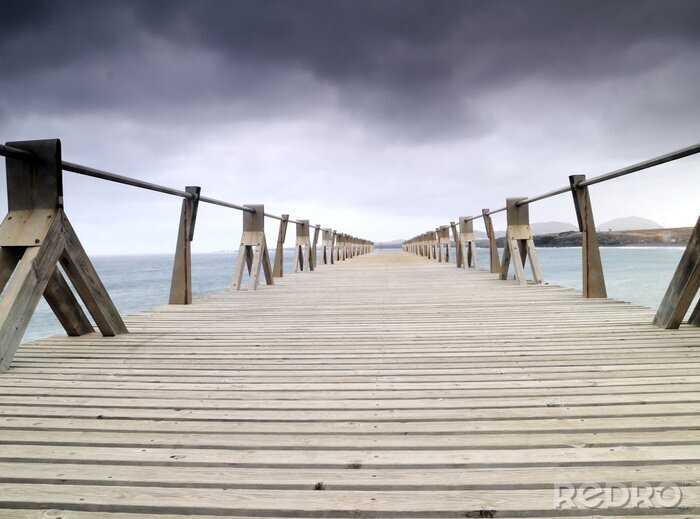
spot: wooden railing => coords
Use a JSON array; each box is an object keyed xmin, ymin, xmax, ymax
[
  {"xmin": 403, "ymin": 143, "xmax": 700, "ymax": 330},
  {"xmin": 0, "ymin": 139, "xmax": 373, "ymax": 371}
]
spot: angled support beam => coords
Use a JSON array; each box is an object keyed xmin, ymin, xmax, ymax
[
  {"xmin": 0, "ymin": 139, "xmax": 127, "ymax": 372},
  {"xmin": 653, "ymin": 215, "xmax": 700, "ymax": 329},
  {"xmin": 499, "ymin": 198, "xmax": 544, "ymax": 286},
  {"xmin": 569, "ymin": 175, "xmax": 606, "ymax": 298},
  {"xmin": 482, "ymin": 209, "xmax": 500, "ymax": 274},
  {"xmin": 169, "ymin": 186, "xmax": 201, "ymax": 304},
  {"xmin": 459, "ymin": 216, "xmax": 479, "ymax": 270},
  {"xmin": 231, "ymin": 204, "xmax": 273, "ymax": 291},
  {"xmin": 272, "ymin": 214, "xmax": 289, "ymax": 277},
  {"xmin": 293, "ymin": 219, "xmax": 312, "ymax": 272},
  {"xmin": 43, "ymin": 266, "xmax": 94, "ymax": 336}
]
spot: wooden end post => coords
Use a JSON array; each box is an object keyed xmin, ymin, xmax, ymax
[
  {"xmin": 482, "ymin": 209, "xmax": 500, "ymax": 274},
  {"xmin": 169, "ymin": 186, "xmax": 201, "ymax": 304},
  {"xmin": 293, "ymin": 220, "xmax": 312, "ymax": 272},
  {"xmin": 0, "ymin": 139, "xmax": 127, "ymax": 372},
  {"xmin": 653, "ymin": 215, "xmax": 700, "ymax": 329},
  {"xmin": 499, "ymin": 198, "xmax": 544, "ymax": 286},
  {"xmin": 231, "ymin": 204, "xmax": 273, "ymax": 291},
  {"xmin": 569, "ymin": 175, "xmax": 607, "ymax": 298},
  {"xmin": 272, "ymin": 214, "xmax": 289, "ymax": 277},
  {"xmin": 459, "ymin": 216, "xmax": 479, "ymax": 270}
]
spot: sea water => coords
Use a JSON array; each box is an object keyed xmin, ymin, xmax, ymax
[{"xmin": 19, "ymin": 246, "xmax": 692, "ymax": 343}]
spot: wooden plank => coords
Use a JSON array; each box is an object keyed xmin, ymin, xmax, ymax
[{"xmin": 0, "ymin": 250, "xmax": 698, "ymax": 517}]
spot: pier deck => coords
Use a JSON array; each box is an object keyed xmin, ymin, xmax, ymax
[{"xmin": 0, "ymin": 250, "xmax": 699, "ymax": 517}]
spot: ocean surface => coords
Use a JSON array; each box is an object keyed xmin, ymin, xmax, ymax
[{"xmin": 20, "ymin": 246, "xmax": 693, "ymax": 343}]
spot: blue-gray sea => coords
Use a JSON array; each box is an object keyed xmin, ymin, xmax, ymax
[{"xmin": 22, "ymin": 246, "xmax": 692, "ymax": 343}]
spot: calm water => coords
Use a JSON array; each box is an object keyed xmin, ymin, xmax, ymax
[{"xmin": 20, "ymin": 246, "xmax": 692, "ymax": 343}]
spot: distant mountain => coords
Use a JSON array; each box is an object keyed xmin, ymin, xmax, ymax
[{"xmin": 597, "ymin": 216, "xmax": 662, "ymax": 232}]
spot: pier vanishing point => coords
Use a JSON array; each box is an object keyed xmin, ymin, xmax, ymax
[{"xmin": 0, "ymin": 139, "xmax": 698, "ymax": 517}]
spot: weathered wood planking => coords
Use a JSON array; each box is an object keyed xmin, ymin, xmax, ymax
[{"xmin": 1, "ymin": 250, "xmax": 699, "ymax": 518}]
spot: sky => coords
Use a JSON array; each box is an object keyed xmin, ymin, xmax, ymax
[{"xmin": 1, "ymin": 0, "xmax": 698, "ymax": 254}]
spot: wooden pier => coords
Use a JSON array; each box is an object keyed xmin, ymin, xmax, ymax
[{"xmin": 1, "ymin": 250, "xmax": 699, "ymax": 518}]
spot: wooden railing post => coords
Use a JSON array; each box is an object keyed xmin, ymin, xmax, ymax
[
  {"xmin": 499, "ymin": 198, "xmax": 544, "ymax": 286},
  {"xmin": 272, "ymin": 214, "xmax": 289, "ymax": 277},
  {"xmin": 459, "ymin": 216, "xmax": 479, "ymax": 270},
  {"xmin": 450, "ymin": 222, "xmax": 462, "ymax": 267},
  {"xmin": 322, "ymin": 228, "xmax": 334, "ymax": 264},
  {"xmin": 232, "ymin": 204, "xmax": 273, "ymax": 291},
  {"xmin": 482, "ymin": 209, "xmax": 500, "ymax": 274},
  {"xmin": 569, "ymin": 175, "xmax": 607, "ymax": 298},
  {"xmin": 0, "ymin": 139, "xmax": 127, "ymax": 372},
  {"xmin": 293, "ymin": 219, "xmax": 312, "ymax": 272},
  {"xmin": 310, "ymin": 224, "xmax": 320, "ymax": 270},
  {"xmin": 653, "ymin": 215, "xmax": 700, "ymax": 329},
  {"xmin": 169, "ymin": 186, "xmax": 201, "ymax": 304},
  {"xmin": 435, "ymin": 228, "xmax": 442, "ymax": 262},
  {"xmin": 438, "ymin": 226, "xmax": 450, "ymax": 262}
]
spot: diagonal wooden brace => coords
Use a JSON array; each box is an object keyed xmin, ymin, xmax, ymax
[{"xmin": 653, "ymin": 215, "xmax": 700, "ymax": 329}]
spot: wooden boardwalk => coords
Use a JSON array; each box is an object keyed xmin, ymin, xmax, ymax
[{"xmin": 0, "ymin": 250, "xmax": 699, "ymax": 518}]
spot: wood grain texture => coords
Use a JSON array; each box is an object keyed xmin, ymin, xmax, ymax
[{"xmin": 1, "ymin": 250, "xmax": 699, "ymax": 517}]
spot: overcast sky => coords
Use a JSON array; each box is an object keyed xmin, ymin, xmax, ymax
[{"xmin": 1, "ymin": 0, "xmax": 698, "ymax": 254}]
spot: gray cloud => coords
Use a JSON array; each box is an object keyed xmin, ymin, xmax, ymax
[{"xmin": 2, "ymin": 0, "xmax": 699, "ymax": 140}]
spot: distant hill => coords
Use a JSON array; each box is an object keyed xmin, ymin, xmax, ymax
[
  {"xmin": 597, "ymin": 216, "xmax": 662, "ymax": 232},
  {"xmin": 477, "ymin": 227, "xmax": 692, "ymax": 248}
]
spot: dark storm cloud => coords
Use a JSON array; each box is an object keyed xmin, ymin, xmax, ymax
[{"xmin": 1, "ymin": 0, "xmax": 699, "ymax": 139}]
